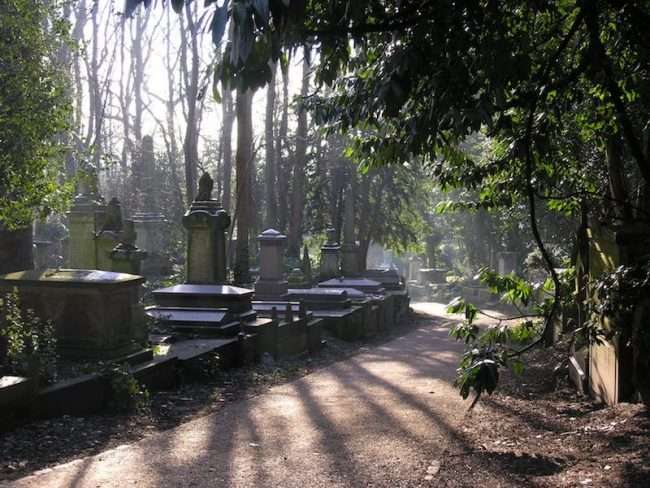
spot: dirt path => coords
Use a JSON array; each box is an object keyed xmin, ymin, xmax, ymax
[
  {"xmin": 5, "ymin": 303, "xmax": 649, "ymax": 487},
  {"xmin": 5, "ymin": 303, "xmax": 477, "ymax": 487}
]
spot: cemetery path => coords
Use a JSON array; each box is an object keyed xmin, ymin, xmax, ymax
[{"xmin": 2, "ymin": 304, "xmax": 535, "ymax": 488}]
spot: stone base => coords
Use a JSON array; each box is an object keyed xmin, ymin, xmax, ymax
[
  {"xmin": 254, "ymin": 279, "xmax": 289, "ymax": 301},
  {"xmin": 318, "ymin": 277, "xmax": 385, "ymax": 295},
  {"xmin": 0, "ymin": 269, "xmax": 146, "ymax": 360},
  {"xmin": 153, "ymin": 284, "xmax": 254, "ymax": 313}
]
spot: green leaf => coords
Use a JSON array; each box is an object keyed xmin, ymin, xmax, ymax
[{"xmin": 446, "ymin": 296, "xmax": 465, "ymax": 314}]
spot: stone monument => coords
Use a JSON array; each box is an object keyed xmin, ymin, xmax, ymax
[
  {"xmin": 254, "ymin": 228, "xmax": 288, "ymax": 300},
  {"xmin": 0, "ymin": 269, "xmax": 146, "ymax": 359},
  {"xmin": 302, "ymin": 244, "xmax": 313, "ymax": 285},
  {"xmin": 95, "ymin": 197, "xmax": 124, "ymax": 271},
  {"xmin": 341, "ymin": 186, "xmax": 361, "ymax": 276},
  {"xmin": 320, "ymin": 227, "xmax": 341, "ymax": 280},
  {"xmin": 131, "ymin": 135, "xmax": 170, "ymax": 276},
  {"xmin": 183, "ymin": 172, "xmax": 231, "ymax": 284},
  {"xmin": 66, "ymin": 163, "xmax": 106, "ymax": 269},
  {"xmin": 110, "ymin": 220, "xmax": 148, "ymax": 275},
  {"xmin": 497, "ymin": 251, "xmax": 518, "ymax": 275}
]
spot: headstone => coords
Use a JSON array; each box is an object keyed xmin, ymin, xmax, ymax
[
  {"xmin": 341, "ymin": 186, "xmax": 361, "ymax": 275},
  {"xmin": 95, "ymin": 197, "xmax": 124, "ymax": 271},
  {"xmin": 131, "ymin": 136, "xmax": 170, "ymax": 276},
  {"xmin": 408, "ymin": 255, "xmax": 424, "ymax": 282},
  {"xmin": 110, "ymin": 220, "xmax": 148, "ymax": 275},
  {"xmin": 302, "ymin": 244, "xmax": 313, "ymax": 284},
  {"xmin": 497, "ymin": 251, "xmax": 518, "ymax": 275},
  {"xmin": 66, "ymin": 164, "xmax": 105, "ymax": 269},
  {"xmin": 33, "ymin": 217, "xmax": 67, "ymax": 268},
  {"xmin": 366, "ymin": 242, "xmax": 385, "ymax": 269},
  {"xmin": 425, "ymin": 233, "xmax": 442, "ymax": 268},
  {"xmin": 254, "ymin": 228, "xmax": 288, "ymax": 300},
  {"xmin": 0, "ymin": 269, "xmax": 146, "ymax": 359},
  {"xmin": 183, "ymin": 172, "xmax": 230, "ymax": 284},
  {"xmin": 586, "ymin": 223, "xmax": 650, "ymax": 405},
  {"xmin": 320, "ymin": 227, "xmax": 341, "ymax": 280},
  {"xmin": 319, "ymin": 277, "xmax": 385, "ymax": 295}
]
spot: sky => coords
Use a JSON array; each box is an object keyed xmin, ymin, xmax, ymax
[{"xmin": 78, "ymin": 0, "xmax": 307, "ymax": 167}]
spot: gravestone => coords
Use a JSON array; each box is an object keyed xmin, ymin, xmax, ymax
[
  {"xmin": 320, "ymin": 227, "xmax": 341, "ymax": 280},
  {"xmin": 366, "ymin": 242, "xmax": 385, "ymax": 269},
  {"xmin": 254, "ymin": 228, "xmax": 288, "ymax": 300},
  {"xmin": 66, "ymin": 164, "xmax": 106, "ymax": 269},
  {"xmin": 0, "ymin": 269, "xmax": 146, "ymax": 359},
  {"xmin": 302, "ymin": 244, "xmax": 313, "ymax": 285},
  {"xmin": 341, "ymin": 186, "xmax": 361, "ymax": 275},
  {"xmin": 131, "ymin": 135, "xmax": 170, "ymax": 276},
  {"xmin": 148, "ymin": 173, "xmax": 271, "ymax": 348},
  {"xmin": 110, "ymin": 220, "xmax": 148, "ymax": 275},
  {"xmin": 497, "ymin": 251, "xmax": 518, "ymax": 275},
  {"xmin": 95, "ymin": 197, "xmax": 124, "ymax": 271},
  {"xmin": 183, "ymin": 173, "xmax": 230, "ymax": 284},
  {"xmin": 586, "ymin": 223, "xmax": 650, "ymax": 405},
  {"xmin": 285, "ymin": 288, "xmax": 367, "ymax": 341}
]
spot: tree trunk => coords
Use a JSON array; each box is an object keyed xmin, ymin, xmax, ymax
[
  {"xmin": 264, "ymin": 63, "xmax": 278, "ymax": 229},
  {"xmin": 606, "ymin": 136, "xmax": 633, "ymax": 223},
  {"xmin": 287, "ymin": 54, "xmax": 310, "ymax": 256},
  {"xmin": 180, "ymin": 3, "xmax": 200, "ymax": 203},
  {"xmin": 276, "ymin": 62, "xmax": 290, "ymax": 232},
  {"xmin": 221, "ymin": 84, "xmax": 234, "ymax": 213},
  {"xmin": 234, "ymin": 88, "xmax": 253, "ymax": 284}
]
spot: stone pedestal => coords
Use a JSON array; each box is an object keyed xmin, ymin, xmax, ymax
[
  {"xmin": 0, "ymin": 269, "xmax": 146, "ymax": 359},
  {"xmin": 110, "ymin": 246, "xmax": 148, "ymax": 275},
  {"xmin": 320, "ymin": 228, "xmax": 341, "ymax": 280},
  {"xmin": 133, "ymin": 211, "xmax": 170, "ymax": 276},
  {"xmin": 408, "ymin": 256, "xmax": 424, "ymax": 282},
  {"xmin": 254, "ymin": 229, "xmax": 288, "ymax": 300},
  {"xmin": 341, "ymin": 242, "xmax": 361, "ymax": 276},
  {"xmin": 586, "ymin": 224, "xmax": 650, "ymax": 405},
  {"xmin": 183, "ymin": 200, "xmax": 230, "ymax": 284},
  {"xmin": 66, "ymin": 195, "xmax": 105, "ymax": 269},
  {"xmin": 497, "ymin": 251, "xmax": 518, "ymax": 275},
  {"xmin": 33, "ymin": 240, "xmax": 53, "ymax": 269},
  {"xmin": 95, "ymin": 231, "xmax": 121, "ymax": 270}
]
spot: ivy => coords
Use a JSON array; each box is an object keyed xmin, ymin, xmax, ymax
[{"xmin": 0, "ymin": 290, "xmax": 58, "ymax": 383}]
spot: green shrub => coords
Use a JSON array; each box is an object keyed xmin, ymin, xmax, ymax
[
  {"xmin": 103, "ymin": 364, "xmax": 150, "ymax": 413},
  {"xmin": 0, "ymin": 290, "xmax": 57, "ymax": 383}
]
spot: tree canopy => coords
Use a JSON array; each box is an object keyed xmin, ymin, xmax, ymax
[{"xmin": 0, "ymin": 0, "xmax": 72, "ymax": 229}]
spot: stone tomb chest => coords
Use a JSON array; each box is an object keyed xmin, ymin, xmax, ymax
[{"xmin": 0, "ymin": 269, "xmax": 145, "ymax": 359}]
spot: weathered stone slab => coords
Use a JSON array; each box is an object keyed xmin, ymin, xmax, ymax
[
  {"xmin": 0, "ymin": 269, "xmax": 146, "ymax": 359},
  {"xmin": 362, "ymin": 268, "xmax": 403, "ymax": 290},
  {"xmin": 153, "ymin": 284, "xmax": 254, "ymax": 313},
  {"xmin": 285, "ymin": 288, "xmax": 352, "ymax": 310},
  {"xmin": 318, "ymin": 277, "xmax": 385, "ymax": 295}
]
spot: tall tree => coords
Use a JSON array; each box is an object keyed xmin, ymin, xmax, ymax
[
  {"xmin": 287, "ymin": 52, "xmax": 311, "ymax": 256},
  {"xmin": 264, "ymin": 63, "xmax": 278, "ymax": 229},
  {"xmin": 0, "ymin": 0, "xmax": 71, "ymax": 272},
  {"xmin": 276, "ymin": 62, "xmax": 291, "ymax": 232},
  {"xmin": 179, "ymin": 1, "xmax": 201, "ymax": 202},
  {"xmin": 233, "ymin": 88, "xmax": 254, "ymax": 284}
]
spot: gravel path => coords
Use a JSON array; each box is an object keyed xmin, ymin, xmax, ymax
[
  {"xmin": 8, "ymin": 303, "xmax": 646, "ymax": 487},
  {"xmin": 5, "ymin": 303, "xmax": 474, "ymax": 487}
]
